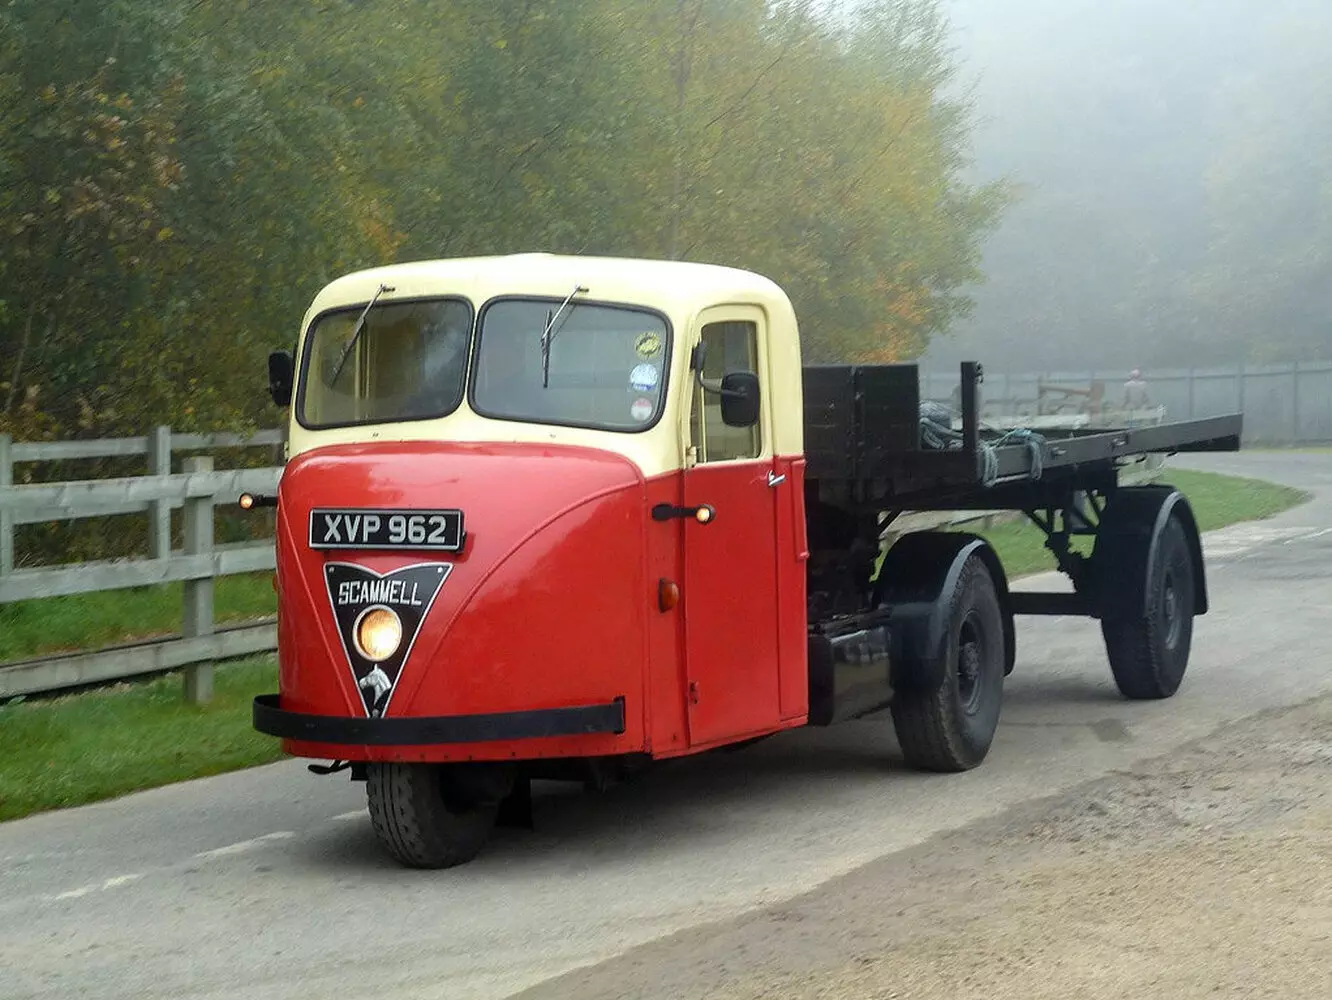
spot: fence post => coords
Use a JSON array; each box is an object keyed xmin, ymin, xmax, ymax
[
  {"xmin": 1292, "ymin": 362, "xmax": 1301, "ymax": 445},
  {"xmin": 182, "ymin": 455, "xmax": 215, "ymax": 705},
  {"xmin": 148, "ymin": 425, "xmax": 172, "ymax": 560},
  {"xmin": 0, "ymin": 433, "xmax": 12, "ymax": 575}
]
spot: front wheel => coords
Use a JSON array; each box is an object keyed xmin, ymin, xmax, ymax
[
  {"xmin": 890, "ymin": 554, "xmax": 1006, "ymax": 772},
  {"xmin": 365, "ymin": 762, "xmax": 507, "ymax": 869},
  {"xmin": 1101, "ymin": 513, "xmax": 1196, "ymax": 699}
]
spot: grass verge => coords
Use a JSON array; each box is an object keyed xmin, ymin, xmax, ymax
[
  {"xmin": 0, "ymin": 572, "xmax": 275, "ymax": 663},
  {"xmin": 0, "ymin": 657, "xmax": 283, "ymax": 823},
  {"xmin": 0, "ymin": 466, "xmax": 1311, "ymax": 824},
  {"xmin": 968, "ymin": 467, "xmax": 1311, "ymax": 579}
]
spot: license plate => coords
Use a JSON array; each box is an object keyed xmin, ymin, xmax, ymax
[{"xmin": 309, "ymin": 508, "xmax": 465, "ymax": 552}]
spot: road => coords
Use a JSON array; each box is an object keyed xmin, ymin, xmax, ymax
[{"xmin": 2, "ymin": 452, "xmax": 1330, "ymax": 1000}]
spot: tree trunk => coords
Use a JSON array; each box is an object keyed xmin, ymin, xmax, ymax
[
  {"xmin": 5, "ymin": 302, "xmax": 38, "ymax": 415},
  {"xmin": 669, "ymin": 0, "xmax": 699, "ymax": 260}
]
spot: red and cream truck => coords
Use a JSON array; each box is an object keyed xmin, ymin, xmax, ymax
[{"xmin": 247, "ymin": 253, "xmax": 1242, "ymax": 868}]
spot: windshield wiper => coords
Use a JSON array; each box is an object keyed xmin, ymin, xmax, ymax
[
  {"xmin": 540, "ymin": 284, "xmax": 588, "ymax": 388},
  {"xmin": 330, "ymin": 283, "xmax": 395, "ymax": 386}
]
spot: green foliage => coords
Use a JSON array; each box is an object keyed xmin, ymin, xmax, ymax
[{"xmin": 0, "ymin": 0, "xmax": 1006, "ymax": 445}]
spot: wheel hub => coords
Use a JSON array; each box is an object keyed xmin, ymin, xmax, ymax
[
  {"xmin": 1162, "ymin": 572, "xmax": 1181, "ymax": 649},
  {"xmin": 957, "ymin": 618, "xmax": 985, "ymax": 713}
]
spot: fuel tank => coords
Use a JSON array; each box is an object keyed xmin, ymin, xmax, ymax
[{"xmin": 269, "ymin": 440, "xmax": 657, "ymax": 762}]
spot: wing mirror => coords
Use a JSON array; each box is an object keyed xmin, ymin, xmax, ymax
[
  {"xmin": 718, "ymin": 371, "xmax": 760, "ymax": 427},
  {"xmin": 268, "ymin": 350, "xmax": 294, "ymax": 408},
  {"xmin": 689, "ymin": 342, "xmax": 761, "ymax": 428}
]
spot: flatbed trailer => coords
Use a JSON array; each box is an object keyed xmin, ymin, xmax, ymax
[
  {"xmin": 798, "ymin": 358, "xmax": 1240, "ymax": 742},
  {"xmin": 804, "ymin": 360, "xmax": 1240, "ymax": 504},
  {"xmin": 248, "ymin": 253, "xmax": 1242, "ymax": 868}
]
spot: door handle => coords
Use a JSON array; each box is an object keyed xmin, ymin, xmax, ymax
[
  {"xmin": 767, "ymin": 471, "xmax": 786, "ymax": 488},
  {"xmin": 652, "ymin": 502, "xmax": 717, "ymax": 524}
]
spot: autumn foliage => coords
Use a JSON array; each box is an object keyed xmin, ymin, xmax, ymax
[{"xmin": 0, "ymin": 0, "xmax": 1009, "ymax": 441}]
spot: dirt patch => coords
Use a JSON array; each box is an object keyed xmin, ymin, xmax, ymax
[{"xmin": 513, "ymin": 696, "xmax": 1332, "ymax": 1000}]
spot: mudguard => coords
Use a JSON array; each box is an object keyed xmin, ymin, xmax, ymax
[
  {"xmin": 871, "ymin": 531, "xmax": 1016, "ymax": 695},
  {"xmin": 1089, "ymin": 485, "xmax": 1208, "ymax": 620}
]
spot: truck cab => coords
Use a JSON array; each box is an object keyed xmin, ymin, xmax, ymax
[{"xmin": 257, "ymin": 254, "xmax": 819, "ymax": 864}]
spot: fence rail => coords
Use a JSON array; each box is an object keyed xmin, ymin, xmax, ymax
[
  {"xmin": 0, "ymin": 622, "xmax": 276, "ymax": 701},
  {"xmin": 1, "ymin": 427, "xmax": 284, "ymax": 702},
  {"xmin": 7, "ymin": 428, "xmax": 283, "ymax": 464}
]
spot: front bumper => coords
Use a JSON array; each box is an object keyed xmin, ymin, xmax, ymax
[{"xmin": 252, "ymin": 694, "xmax": 626, "ymax": 745}]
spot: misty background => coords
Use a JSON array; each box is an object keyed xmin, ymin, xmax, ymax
[{"xmin": 924, "ymin": 0, "xmax": 1332, "ymax": 375}]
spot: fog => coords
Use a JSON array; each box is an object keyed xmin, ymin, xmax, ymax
[{"xmin": 922, "ymin": 0, "xmax": 1332, "ymax": 374}]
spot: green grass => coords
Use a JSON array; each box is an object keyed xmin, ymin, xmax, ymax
[
  {"xmin": 1157, "ymin": 468, "xmax": 1311, "ymax": 530},
  {"xmin": 0, "ymin": 572, "xmax": 275, "ymax": 663},
  {"xmin": 0, "ymin": 657, "xmax": 284, "ymax": 823},
  {"xmin": 965, "ymin": 467, "xmax": 1312, "ymax": 580},
  {"xmin": 0, "ymin": 466, "xmax": 1310, "ymax": 825}
]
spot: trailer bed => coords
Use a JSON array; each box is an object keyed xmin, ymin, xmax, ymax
[{"xmin": 802, "ymin": 361, "xmax": 1243, "ymax": 511}]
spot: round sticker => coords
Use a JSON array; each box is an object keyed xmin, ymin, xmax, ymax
[
  {"xmin": 629, "ymin": 363, "xmax": 659, "ymax": 392},
  {"xmin": 635, "ymin": 332, "xmax": 663, "ymax": 359},
  {"xmin": 630, "ymin": 397, "xmax": 654, "ymax": 422}
]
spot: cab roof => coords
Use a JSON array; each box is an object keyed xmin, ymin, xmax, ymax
[{"xmin": 304, "ymin": 252, "xmax": 796, "ymax": 324}]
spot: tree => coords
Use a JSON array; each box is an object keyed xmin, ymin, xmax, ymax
[{"xmin": 1, "ymin": 0, "xmax": 1007, "ymax": 441}]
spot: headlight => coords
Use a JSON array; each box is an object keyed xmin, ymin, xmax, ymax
[{"xmin": 354, "ymin": 607, "xmax": 403, "ymax": 662}]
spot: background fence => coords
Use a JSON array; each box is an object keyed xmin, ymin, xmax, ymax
[
  {"xmin": 0, "ymin": 429, "xmax": 283, "ymax": 702},
  {"xmin": 921, "ymin": 360, "xmax": 1332, "ymax": 446}
]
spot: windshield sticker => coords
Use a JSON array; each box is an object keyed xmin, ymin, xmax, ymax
[
  {"xmin": 630, "ymin": 397, "xmax": 654, "ymax": 422},
  {"xmin": 629, "ymin": 363, "xmax": 660, "ymax": 393},
  {"xmin": 635, "ymin": 332, "xmax": 663, "ymax": 359}
]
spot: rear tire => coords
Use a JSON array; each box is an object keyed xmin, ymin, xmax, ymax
[
  {"xmin": 891, "ymin": 554, "xmax": 1006, "ymax": 772},
  {"xmin": 1101, "ymin": 513, "xmax": 1195, "ymax": 699},
  {"xmin": 365, "ymin": 762, "xmax": 503, "ymax": 869}
]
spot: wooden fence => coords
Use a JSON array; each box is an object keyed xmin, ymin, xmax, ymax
[{"xmin": 0, "ymin": 429, "xmax": 283, "ymax": 702}]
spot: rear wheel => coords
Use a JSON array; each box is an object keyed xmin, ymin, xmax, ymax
[
  {"xmin": 365, "ymin": 762, "xmax": 508, "ymax": 869},
  {"xmin": 1101, "ymin": 513, "xmax": 1196, "ymax": 699},
  {"xmin": 891, "ymin": 554, "xmax": 1006, "ymax": 772}
]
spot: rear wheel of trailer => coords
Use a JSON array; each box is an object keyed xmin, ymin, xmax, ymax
[{"xmin": 1095, "ymin": 502, "xmax": 1198, "ymax": 700}]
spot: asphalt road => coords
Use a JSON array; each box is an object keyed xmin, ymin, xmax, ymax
[{"xmin": 3, "ymin": 452, "xmax": 1330, "ymax": 1000}]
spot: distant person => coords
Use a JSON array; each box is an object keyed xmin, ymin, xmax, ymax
[{"xmin": 1123, "ymin": 368, "xmax": 1151, "ymax": 408}]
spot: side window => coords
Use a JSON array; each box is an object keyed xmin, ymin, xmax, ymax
[{"xmin": 691, "ymin": 319, "xmax": 762, "ymax": 463}]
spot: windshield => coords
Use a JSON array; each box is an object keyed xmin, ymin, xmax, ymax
[
  {"xmin": 472, "ymin": 299, "xmax": 670, "ymax": 432},
  {"xmin": 297, "ymin": 297, "xmax": 473, "ymax": 428}
]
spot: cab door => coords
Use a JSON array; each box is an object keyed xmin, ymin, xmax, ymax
[{"xmin": 681, "ymin": 307, "xmax": 783, "ymax": 746}]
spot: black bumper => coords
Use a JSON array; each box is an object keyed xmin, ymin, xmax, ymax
[{"xmin": 252, "ymin": 694, "xmax": 626, "ymax": 745}]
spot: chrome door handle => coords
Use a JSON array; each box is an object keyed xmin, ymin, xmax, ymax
[{"xmin": 767, "ymin": 471, "xmax": 786, "ymax": 488}]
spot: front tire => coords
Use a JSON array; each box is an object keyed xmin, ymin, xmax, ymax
[
  {"xmin": 365, "ymin": 762, "xmax": 504, "ymax": 869},
  {"xmin": 891, "ymin": 554, "xmax": 1006, "ymax": 772},
  {"xmin": 1101, "ymin": 513, "xmax": 1196, "ymax": 699}
]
